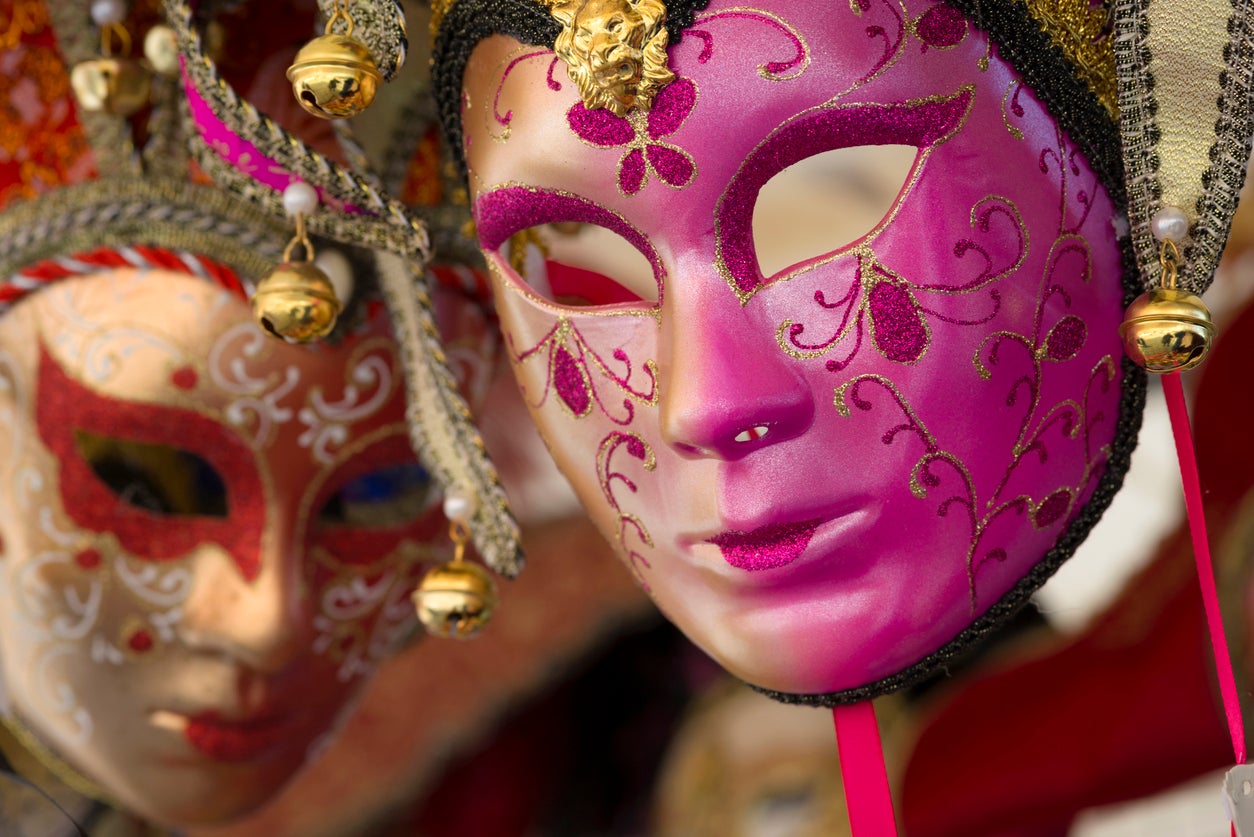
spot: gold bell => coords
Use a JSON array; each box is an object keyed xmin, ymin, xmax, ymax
[
  {"xmin": 286, "ymin": 3, "xmax": 380, "ymax": 120},
  {"xmin": 71, "ymin": 21, "xmax": 151, "ymax": 116},
  {"xmin": 252, "ymin": 183, "xmax": 342, "ymax": 343},
  {"xmin": 412, "ymin": 518, "xmax": 498, "ymax": 639},
  {"xmin": 252, "ymin": 261, "xmax": 341, "ymax": 343},
  {"xmin": 1119, "ymin": 230, "xmax": 1215, "ymax": 373},
  {"xmin": 1119, "ymin": 288, "xmax": 1215, "ymax": 373}
]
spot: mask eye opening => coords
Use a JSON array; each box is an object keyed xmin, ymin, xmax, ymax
[
  {"xmin": 751, "ymin": 144, "xmax": 919, "ymax": 281},
  {"xmin": 74, "ymin": 430, "xmax": 229, "ymax": 517},
  {"xmin": 317, "ymin": 462, "xmax": 436, "ymax": 529},
  {"xmin": 498, "ymin": 221, "xmax": 659, "ymax": 309}
]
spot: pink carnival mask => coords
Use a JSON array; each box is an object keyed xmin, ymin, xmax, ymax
[{"xmin": 460, "ymin": 0, "xmax": 1136, "ymax": 701}]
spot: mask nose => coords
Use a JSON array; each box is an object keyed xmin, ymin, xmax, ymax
[
  {"xmin": 178, "ymin": 534, "xmax": 311, "ymax": 675},
  {"xmin": 659, "ymin": 289, "xmax": 815, "ymax": 461}
]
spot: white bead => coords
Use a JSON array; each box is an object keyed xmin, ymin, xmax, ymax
[
  {"xmin": 282, "ymin": 181, "xmax": 319, "ymax": 217},
  {"xmin": 90, "ymin": 0, "xmax": 127, "ymax": 26},
  {"xmin": 1150, "ymin": 205, "xmax": 1189, "ymax": 243},
  {"xmin": 314, "ymin": 248, "xmax": 354, "ymax": 306},
  {"xmin": 443, "ymin": 488, "xmax": 478, "ymax": 523}
]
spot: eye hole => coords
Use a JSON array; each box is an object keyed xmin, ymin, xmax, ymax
[
  {"xmin": 75, "ymin": 431, "xmax": 228, "ymax": 517},
  {"xmin": 752, "ymin": 145, "xmax": 917, "ymax": 279},
  {"xmin": 499, "ymin": 222, "xmax": 658, "ymax": 308},
  {"xmin": 318, "ymin": 463, "xmax": 435, "ymax": 528}
]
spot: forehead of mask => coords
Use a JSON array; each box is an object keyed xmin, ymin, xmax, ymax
[{"xmin": 461, "ymin": 0, "xmax": 1130, "ymax": 700}]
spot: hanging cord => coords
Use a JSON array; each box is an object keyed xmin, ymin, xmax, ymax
[
  {"xmin": 834, "ymin": 701, "xmax": 898, "ymax": 836},
  {"xmin": 1162, "ymin": 373, "xmax": 1248, "ymax": 767}
]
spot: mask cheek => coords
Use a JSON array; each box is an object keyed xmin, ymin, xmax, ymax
[
  {"xmin": 491, "ymin": 281, "xmax": 665, "ymax": 582},
  {"xmin": 304, "ymin": 529, "xmax": 428, "ymax": 682}
]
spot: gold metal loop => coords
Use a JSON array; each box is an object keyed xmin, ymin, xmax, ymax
[
  {"xmin": 282, "ymin": 213, "xmax": 315, "ymax": 262},
  {"xmin": 325, "ymin": 1, "xmax": 355, "ymax": 37},
  {"xmin": 449, "ymin": 519, "xmax": 472, "ymax": 550},
  {"xmin": 1159, "ymin": 238, "xmax": 1181, "ymax": 290},
  {"xmin": 100, "ymin": 22, "xmax": 132, "ymax": 58}
]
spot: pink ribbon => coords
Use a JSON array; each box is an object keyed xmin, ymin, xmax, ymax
[{"xmin": 834, "ymin": 701, "xmax": 898, "ymax": 836}]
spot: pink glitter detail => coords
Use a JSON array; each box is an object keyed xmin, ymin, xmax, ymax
[
  {"xmin": 649, "ymin": 77, "xmax": 698, "ymax": 136},
  {"xmin": 566, "ymin": 77, "xmax": 698, "ymax": 195},
  {"xmin": 646, "ymin": 145, "xmax": 695, "ymax": 188},
  {"xmin": 868, "ymin": 280, "xmax": 927, "ymax": 362},
  {"xmin": 621, "ymin": 149, "xmax": 647, "ymax": 193},
  {"xmin": 708, "ymin": 519, "xmax": 822, "ymax": 572},
  {"xmin": 181, "ymin": 64, "xmax": 360, "ymax": 214},
  {"xmin": 567, "ymin": 104, "xmax": 635, "ymax": 147},
  {"xmin": 474, "ymin": 186, "xmax": 664, "ymax": 302},
  {"xmin": 496, "ymin": 51, "xmax": 552, "ymax": 129},
  {"xmin": 554, "ymin": 345, "xmax": 592, "ymax": 415},
  {"xmin": 716, "ymin": 91, "xmax": 971, "ymax": 295},
  {"xmin": 546, "ymin": 56, "xmax": 563, "ymax": 90},
  {"xmin": 1045, "ymin": 315, "xmax": 1087, "ymax": 361},
  {"xmin": 1033, "ymin": 490, "xmax": 1071, "ymax": 527},
  {"xmin": 914, "ymin": 6, "xmax": 968, "ymax": 50},
  {"xmin": 689, "ymin": 11, "xmax": 808, "ymax": 78}
]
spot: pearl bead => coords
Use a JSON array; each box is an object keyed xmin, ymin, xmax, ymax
[
  {"xmin": 90, "ymin": 0, "xmax": 126, "ymax": 25},
  {"xmin": 443, "ymin": 488, "xmax": 478, "ymax": 523},
  {"xmin": 282, "ymin": 181, "xmax": 319, "ymax": 217},
  {"xmin": 1150, "ymin": 205, "xmax": 1189, "ymax": 243},
  {"xmin": 314, "ymin": 248, "xmax": 354, "ymax": 306}
]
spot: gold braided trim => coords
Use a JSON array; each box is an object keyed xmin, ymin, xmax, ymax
[
  {"xmin": 0, "ymin": 714, "xmax": 111, "ymax": 805},
  {"xmin": 1022, "ymin": 0, "xmax": 1117, "ymax": 119}
]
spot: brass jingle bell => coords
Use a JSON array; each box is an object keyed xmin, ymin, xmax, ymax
[
  {"xmin": 412, "ymin": 561, "xmax": 498, "ymax": 639},
  {"xmin": 1119, "ymin": 287, "xmax": 1215, "ymax": 373},
  {"xmin": 251, "ymin": 261, "xmax": 341, "ymax": 343},
  {"xmin": 286, "ymin": 34, "xmax": 381, "ymax": 119},
  {"xmin": 70, "ymin": 56, "xmax": 151, "ymax": 116}
]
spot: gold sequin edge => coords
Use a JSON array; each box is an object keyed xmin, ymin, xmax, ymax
[
  {"xmin": 164, "ymin": 0, "xmax": 523, "ymax": 574},
  {"xmin": 0, "ymin": 715, "xmax": 111, "ymax": 805},
  {"xmin": 1021, "ymin": 0, "xmax": 1117, "ymax": 120}
]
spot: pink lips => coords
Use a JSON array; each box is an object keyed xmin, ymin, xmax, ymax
[{"xmin": 707, "ymin": 518, "xmax": 823, "ymax": 571}]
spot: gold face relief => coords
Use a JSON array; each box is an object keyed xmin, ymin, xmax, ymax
[{"xmin": 547, "ymin": 0, "xmax": 676, "ymax": 115}]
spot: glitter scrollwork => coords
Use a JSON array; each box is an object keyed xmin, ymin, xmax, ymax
[
  {"xmin": 778, "ymin": 197, "xmax": 1027, "ymax": 371},
  {"xmin": 596, "ymin": 430, "xmax": 657, "ymax": 584},
  {"xmin": 510, "ymin": 316, "xmax": 658, "ymax": 424}
]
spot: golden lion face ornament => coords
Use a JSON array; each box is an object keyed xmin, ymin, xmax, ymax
[{"xmin": 547, "ymin": 0, "xmax": 674, "ymax": 115}]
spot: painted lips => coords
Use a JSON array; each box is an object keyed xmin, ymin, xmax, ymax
[
  {"xmin": 707, "ymin": 518, "xmax": 824, "ymax": 571},
  {"xmin": 184, "ymin": 712, "xmax": 294, "ymax": 762}
]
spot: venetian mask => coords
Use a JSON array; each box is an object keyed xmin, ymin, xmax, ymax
[
  {"xmin": 0, "ymin": 268, "xmax": 488, "ymax": 825},
  {"xmin": 439, "ymin": 0, "xmax": 1140, "ymax": 701}
]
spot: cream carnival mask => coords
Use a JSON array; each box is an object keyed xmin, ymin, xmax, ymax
[
  {"xmin": 0, "ymin": 0, "xmax": 515, "ymax": 825},
  {"xmin": 433, "ymin": 0, "xmax": 1144, "ymax": 705}
]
